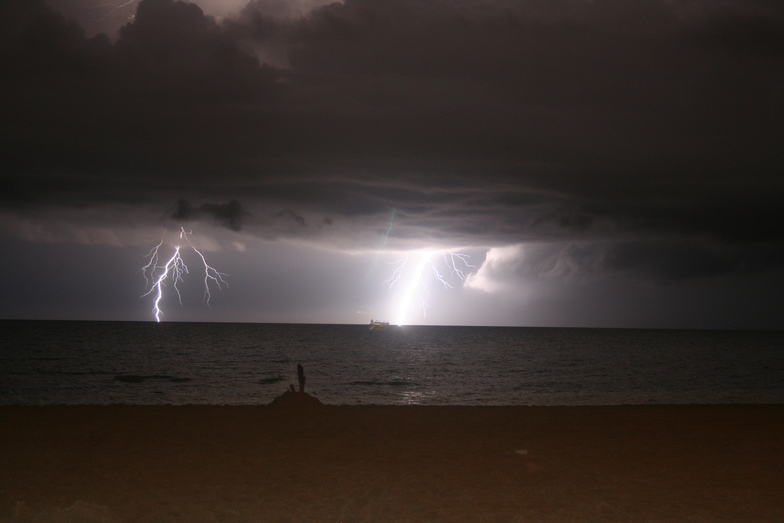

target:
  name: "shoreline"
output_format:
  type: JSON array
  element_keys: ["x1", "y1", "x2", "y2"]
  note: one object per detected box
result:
[
  {"x1": 2, "y1": 404, "x2": 782, "y2": 521},
  {"x1": 3, "y1": 402, "x2": 784, "y2": 408}
]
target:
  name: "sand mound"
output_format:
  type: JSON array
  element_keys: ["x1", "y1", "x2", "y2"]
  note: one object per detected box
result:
[{"x1": 267, "y1": 390, "x2": 324, "y2": 409}]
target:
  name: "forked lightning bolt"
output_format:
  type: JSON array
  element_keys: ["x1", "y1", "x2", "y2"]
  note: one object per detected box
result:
[
  {"x1": 385, "y1": 251, "x2": 474, "y2": 326},
  {"x1": 141, "y1": 228, "x2": 227, "y2": 322}
]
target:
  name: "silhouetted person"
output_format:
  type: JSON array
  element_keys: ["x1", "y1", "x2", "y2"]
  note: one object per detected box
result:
[{"x1": 297, "y1": 363, "x2": 306, "y2": 393}]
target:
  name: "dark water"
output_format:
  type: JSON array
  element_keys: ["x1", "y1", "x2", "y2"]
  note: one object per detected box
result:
[{"x1": 1, "y1": 320, "x2": 782, "y2": 405}]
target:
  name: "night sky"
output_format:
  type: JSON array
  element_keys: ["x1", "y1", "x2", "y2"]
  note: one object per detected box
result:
[{"x1": 1, "y1": 0, "x2": 783, "y2": 328}]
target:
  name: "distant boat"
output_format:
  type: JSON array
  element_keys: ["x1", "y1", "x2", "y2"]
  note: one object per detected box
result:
[{"x1": 369, "y1": 319, "x2": 390, "y2": 331}]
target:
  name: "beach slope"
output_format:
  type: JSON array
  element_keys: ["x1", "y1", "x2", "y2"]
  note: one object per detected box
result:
[{"x1": 1, "y1": 405, "x2": 782, "y2": 522}]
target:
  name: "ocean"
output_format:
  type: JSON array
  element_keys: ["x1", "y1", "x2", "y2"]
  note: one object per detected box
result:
[{"x1": 1, "y1": 320, "x2": 782, "y2": 406}]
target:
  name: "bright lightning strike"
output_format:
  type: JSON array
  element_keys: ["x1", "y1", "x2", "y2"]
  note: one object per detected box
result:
[
  {"x1": 384, "y1": 250, "x2": 474, "y2": 326},
  {"x1": 141, "y1": 228, "x2": 227, "y2": 322}
]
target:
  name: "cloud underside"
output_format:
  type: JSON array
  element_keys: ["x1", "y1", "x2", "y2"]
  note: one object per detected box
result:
[{"x1": 1, "y1": 0, "x2": 783, "y2": 285}]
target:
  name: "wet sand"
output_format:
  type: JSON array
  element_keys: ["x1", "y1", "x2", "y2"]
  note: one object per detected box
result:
[{"x1": 1, "y1": 404, "x2": 782, "y2": 522}]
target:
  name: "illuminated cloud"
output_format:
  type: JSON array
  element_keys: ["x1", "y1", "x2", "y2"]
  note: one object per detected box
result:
[{"x1": 464, "y1": 245, "x2": 526, "y2": 294}]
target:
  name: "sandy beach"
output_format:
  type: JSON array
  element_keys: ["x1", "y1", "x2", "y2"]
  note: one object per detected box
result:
[{"x1": 1, "y1": 403, "x2": 782, "y2": 522}]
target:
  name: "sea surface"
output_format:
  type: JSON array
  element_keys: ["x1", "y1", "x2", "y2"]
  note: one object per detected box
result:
[{"x1": 1, "y1": 320, "x2": 783, "y2": 406}]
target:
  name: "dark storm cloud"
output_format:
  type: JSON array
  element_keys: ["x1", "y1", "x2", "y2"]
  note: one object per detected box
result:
[
  {"x1": 273, "y1": 0, "x2": 784, "y2": 249},
  {"x1": 1, "y1": 0, "x2": 280, "y2": 187},
  {"x1": 114, "y1": 0, "x2": 269, "y2": 101},
  {"x1": 273, "y1": 208, "x2": 307, "y2": 227},
  {"x1": 172, "y1": 199, "x2": 249, "y2": 230},
  {"x1": 2, "y1": 0, "x2": 783, "y2": 270},
  {"x1": 684, "y1": 5, "x2": 784, "y2": 60},
  {"x1": 603, "y1": 240, "x2": 784, "y2": 282}
]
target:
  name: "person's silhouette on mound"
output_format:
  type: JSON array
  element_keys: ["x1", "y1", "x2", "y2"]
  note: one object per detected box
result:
[{"x1": 297, "y1": 363, "x2": 306, "y2": 393}]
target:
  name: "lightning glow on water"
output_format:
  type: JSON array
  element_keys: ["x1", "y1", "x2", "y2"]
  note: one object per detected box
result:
[
  {"x1": 385, "y1": 251, "x2": 474, "y2": 326},
  {"x1": 141, "y1": 228, "x2": 227, "y2": 322}
]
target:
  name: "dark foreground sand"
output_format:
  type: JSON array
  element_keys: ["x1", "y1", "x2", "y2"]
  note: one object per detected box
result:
[{"x1": 1, "y1": 404, "x2": 782, "y2": 522}]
